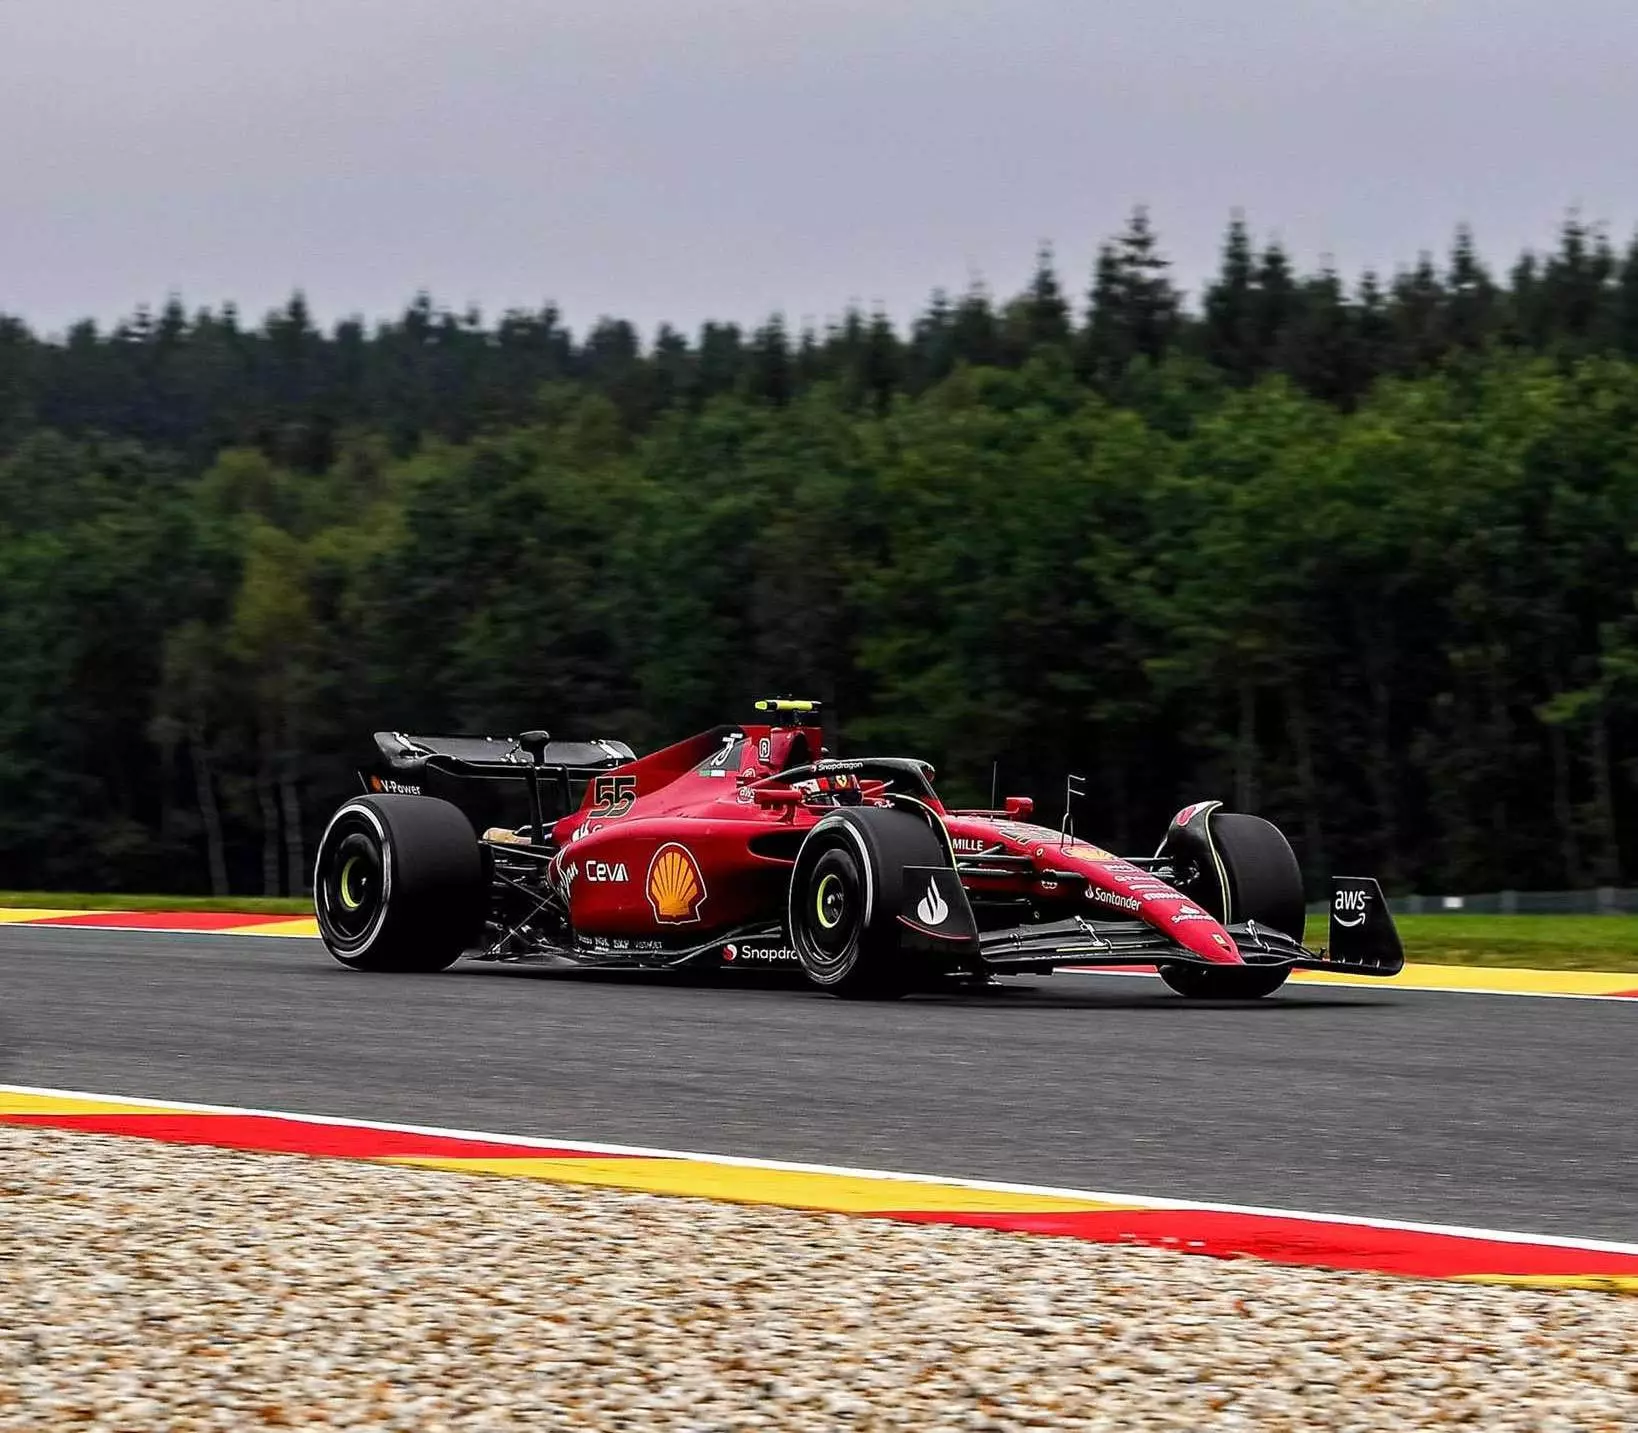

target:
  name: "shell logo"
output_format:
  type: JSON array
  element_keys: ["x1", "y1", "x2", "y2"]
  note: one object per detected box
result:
[{"x1": 647, "y1": 843, "x2": 707, "y2": 924}]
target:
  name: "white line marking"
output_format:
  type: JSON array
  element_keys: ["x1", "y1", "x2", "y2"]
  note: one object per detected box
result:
[
  {"x1": 1058, "y1": 967, "x2": 1638, "y2": 1004},
  {"x1": 7, "y1": 1081, "x2": 1637, "y2": 1258}
]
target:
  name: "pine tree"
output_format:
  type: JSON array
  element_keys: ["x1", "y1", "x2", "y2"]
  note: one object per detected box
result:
[
  {"x1": 1541, "y1": 213, "x2": 1613, "y2": 349},
  {"x1": 1115, "y1": 207, "x2": 1180, "y2": 364},
  {"x1": 1080, "y1": 243, "x2": 1126, "y2": 385},
  {"x1": 949, "y1": 283, "x2": 1001, "y2": 369},
  {"x1": 1354, "y1": 270, "x2": 1392, "y2": 387},
  {"x1": 263, "y1": 292, "x2": 327, "y2": 467},
  {"x1": 825, "y1": 307, "x2": 867, "y2": 396},
  {"x1": 1081, "y1": 207, "x2": 1180, "y2": 386},
  {"x1": 1203, "y1": 214, "x2": 1258, "y2": 382},
  {"x1": 695, "y1": 322, "x2": 745, "y2": 402},
  {"x1": 794, "y1": 324, "x2": 827, "y2": 387},
  {"x1": 907, "y1": 288, "x2": 957, "y2": 391},
  {"x1": 1615, "y1": 233, "x2": 1638, "y2": 358},
  {"x1": 1253, "y1": 240, "x2": 1299, "y2": 368},
  {"x1": 745, "y1": 315, "x2": 793, "y2": 406},
  {"x1": 1443, "y1": 225, "x2": 1497, "y2": 351},
  {"x1": 858, "y1": 308, "x2": 902, "y2": 414},
  {"x1": 649, "y1": 324, "x2": 693, "y2": 411},
  {"x1": 1505, "y1": 252, "x2": 1547, "y2": 349},
  {"x1": 1003, "y1": 243, "x2": 1072, "y2": 359},
  {"x1": 1590, "y1": 229, "x2": 1621, "y2": 351},
  {"x1": 1389, "y1": 253, "x2": 1445, "y2": 372},
  {"x1": 582, "y1": 317, "x2": 645, "y2": 424},
  {"x1": 1278, "y1": 267, "x2": 1362, "y2": 405},
  {"x1": 0, "y1": 313, "x2": 36, "y2": 441}
]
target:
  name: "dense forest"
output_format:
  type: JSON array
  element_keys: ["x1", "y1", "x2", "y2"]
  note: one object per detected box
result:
[{"x1": 4, "y1": 210, "x2": 1638, "y2": 897}]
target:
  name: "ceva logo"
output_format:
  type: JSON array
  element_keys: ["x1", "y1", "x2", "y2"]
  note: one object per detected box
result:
[{"x1": 1333, "y1": 888, "x2": 1371, "y2": 928}]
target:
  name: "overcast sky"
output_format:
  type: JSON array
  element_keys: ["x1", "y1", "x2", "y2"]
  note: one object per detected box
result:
[{"x1": 3, "y1": 0, "x2": 1635, "y2": 337}]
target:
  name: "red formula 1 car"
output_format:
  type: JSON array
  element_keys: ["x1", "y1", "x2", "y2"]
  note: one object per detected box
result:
[{"x1": 312, "y1": 700, "x2": 1404, "y2": 998}]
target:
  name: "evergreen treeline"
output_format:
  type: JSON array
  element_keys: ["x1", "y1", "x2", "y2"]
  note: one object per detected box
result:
[{"x1": 5, "y1": 211, "x2": 1638, "y2": 896}]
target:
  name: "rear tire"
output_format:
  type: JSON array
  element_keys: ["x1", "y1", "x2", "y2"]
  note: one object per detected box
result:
[
  {"x1": 314, "y1": 795, "x2": 486, "y2": 972},
  {"x1": 1160, "y1": 812, "x2": 1302, "y2": 1000},
  {"x1": 788, "y1": 805, "x2": 950, "y2": 999}
]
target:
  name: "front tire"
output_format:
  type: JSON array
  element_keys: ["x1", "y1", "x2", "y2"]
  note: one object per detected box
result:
[
  {"x1": 788, "y1": 805, "x2": 952, "y2": 999},
  {"x1": 314, "y1": 795, "x2": 486, "y2": 972},
  {"x1": 1160, "y1": 811, "x2": 1303, "y2": 1000}
]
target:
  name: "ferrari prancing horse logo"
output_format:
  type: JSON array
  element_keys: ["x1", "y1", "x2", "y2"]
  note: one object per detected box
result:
[{"x1": 647, "y1": 843, "x2": 707, "y2": 924}]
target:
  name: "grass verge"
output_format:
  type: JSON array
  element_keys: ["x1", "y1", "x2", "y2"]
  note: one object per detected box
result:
[
  {"x1": 1385, "y1": 915, "x2": 1638, "y2": 973},
  {"x1": 0, "y1": 891, "x2": 310, "y2": 916}
]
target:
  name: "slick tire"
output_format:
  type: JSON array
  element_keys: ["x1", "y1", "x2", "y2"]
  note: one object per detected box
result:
[
  {"x1": 314, "y1": 794, "x2": 486, "y2": 973},
  {"x1": 788, "y1": 805, "x2": 949, "y2": 999},
  {"x1": 1160, "y1": 813, "x2": 1303, "y2": 1000}
]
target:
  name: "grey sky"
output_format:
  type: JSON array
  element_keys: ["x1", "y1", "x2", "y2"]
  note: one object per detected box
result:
[{"x1": 3, "y1": 0, "x2": 1635, "y2": 338}]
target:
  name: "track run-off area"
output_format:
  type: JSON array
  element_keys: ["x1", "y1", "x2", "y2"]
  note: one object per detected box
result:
[{"x1": 2, "y1": 914, "x2": 1635, "y2": 1287}]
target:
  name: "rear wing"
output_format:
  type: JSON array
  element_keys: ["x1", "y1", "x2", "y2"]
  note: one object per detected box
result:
[
  {"x1": 361, "y1": 730, "x2": 635, "y2": 835},
  {"x1": 369, "y1": 730, "x2": 634, "y2": 776}
]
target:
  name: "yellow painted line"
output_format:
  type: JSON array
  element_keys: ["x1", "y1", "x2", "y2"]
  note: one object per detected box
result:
[
  {"x1": 9, "y1": 1084, "x2": 1638, "y2": 1291},
  {"x1": 0, "y1": 909, "x2": 318, "y2": 936},
  {"x1": 0, "y1": 1090, "x2": 191, "y2": 1117},
  {"x1": 385, "y1": 1155, "x2": 1128, "y2": 1215},
  {"x1": 1294, "y1": 961, "x2": 1638, "y2": 997},
  {"x1": 223, "y1": 917, "x2": 320, "y2": 937},
  {"x1": 0, "y1": 908, "x2": 109, "y2": 923},
  {"x1": 1457, "y1": 1273, "x2": 1638, "y2": 1295}
]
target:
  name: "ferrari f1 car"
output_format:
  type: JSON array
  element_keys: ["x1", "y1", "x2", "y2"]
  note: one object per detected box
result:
[{"x1": 313, "y1": 701, "x2": 1404, "y2": 998}]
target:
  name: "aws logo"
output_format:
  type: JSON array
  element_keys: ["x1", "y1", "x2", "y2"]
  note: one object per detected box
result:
[
  {"x1": 1333, "y1": 887, "x2": 1371, "y2": 928},
  {"x1": 647, "y1": 843, "x2": 707, "y2": 924}
]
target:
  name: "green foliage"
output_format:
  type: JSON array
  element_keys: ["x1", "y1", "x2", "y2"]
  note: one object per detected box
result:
[
  {"x1": 0, "y1": 891, "x2": 310, "y2": 915},
  {"x1": 1388, "y1": 916, "x2": 1638, "y2": 972},
  {"x1": 7, "y1": 212, "x2": 1638, "y2": 895}
]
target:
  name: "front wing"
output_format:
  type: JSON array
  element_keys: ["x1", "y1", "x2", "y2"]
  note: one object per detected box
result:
[{"x1": 973, "y1": 877, "x2": 1404, "y2": 978}]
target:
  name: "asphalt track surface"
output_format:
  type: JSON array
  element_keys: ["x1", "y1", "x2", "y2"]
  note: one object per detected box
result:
[{"x1": 3, "y1": 926, "x2": 1632, "y2": 1242}]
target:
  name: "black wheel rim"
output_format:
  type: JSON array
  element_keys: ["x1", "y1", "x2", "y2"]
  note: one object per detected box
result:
[
  {"x1": 317, "y1": 814, "x2": 388, "y2": 952},
  {"x1": 814, "y1": 871, "x2": 848, "y2": 943},
  {"x1": 798, "y1": 845, "x2": 864, "y2": 980}
]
